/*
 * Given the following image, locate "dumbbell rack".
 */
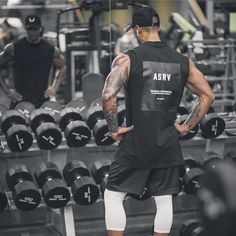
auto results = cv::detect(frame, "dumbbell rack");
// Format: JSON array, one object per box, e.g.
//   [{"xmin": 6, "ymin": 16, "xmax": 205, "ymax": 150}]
[
  {"xmin": 186, "ymin": 38, "xmax": 236, "ymax": 107},
  {"xmin": 1, "ymin": 134, "xmax": 236, "ymax": 236}
]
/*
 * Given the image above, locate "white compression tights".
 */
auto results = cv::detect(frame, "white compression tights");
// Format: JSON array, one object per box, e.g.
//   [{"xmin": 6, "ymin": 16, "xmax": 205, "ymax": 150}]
[{"xmin": 104, "ymin": 189, "xmax": 173, "ymax": 233}]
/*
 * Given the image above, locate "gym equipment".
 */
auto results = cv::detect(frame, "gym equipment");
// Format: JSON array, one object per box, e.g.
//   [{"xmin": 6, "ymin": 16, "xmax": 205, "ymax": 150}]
[
  {"xmin": 90, "ymin": 159, "xmax": 111, "ymax": 197},
  {"xmin": 63, "ymin": 160, "xmax": 99, "ymax": 205},
  {"xmin": 180, "ymin": 153, "xmax": 201, "ymax": 178},
  {"xmin": 182, "ymin": 153, "xmax": 204, "ymax": 195},
  {"xmin": 198, "ymin": 151, "xmax": 223, "ymax": 171},
  {"xmin": 6, "ymin": 164, "xmax": 41, "ymax": 211},
  {"xmin": 1, "ymin": 110, "xmax": 33, "ymax": 152},
  {"xmin": 200, "ymin": 107, "xmax": 225, "ymax": 138},
  {"xmin": 59, "ymin": 100, "xmax": 91, "ymax": 147},
  {"xmin": 30, "ymin": 108, "xmax": 62, "ymax": 150},
  {"xmin": 86, "ymin": 98, "xmax": 114, "ymax": 146},
  {"xmin": 224, "ymin": 151, "xmax": 236, "ymax": 163},
  {"xmin": 0, "ymin": 185, "xmax": 8, "ymax": 211},
  {"xmin": 179, "ymin": 219, "xmax": 204, "ymax": 236},
  {"xmin": 14, "ymin": 101, "xmax": 36, "ymax": 123},
  {"xmin": 34, "ymin": 162, "xmax": 70, "ymax": 209},
  {"xmin": 41, "ymin": 100, "xmax": 64, "ymax": 122},
  {"xmin": 198, "ymin": 162, "xmax": 236, "ymax": 236}
]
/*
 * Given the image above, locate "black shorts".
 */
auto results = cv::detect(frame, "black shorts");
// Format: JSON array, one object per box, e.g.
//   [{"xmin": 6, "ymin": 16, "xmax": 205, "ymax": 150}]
[{"xmin": 106, "ymin": 161, "xmax": 181, "ymax": 196}]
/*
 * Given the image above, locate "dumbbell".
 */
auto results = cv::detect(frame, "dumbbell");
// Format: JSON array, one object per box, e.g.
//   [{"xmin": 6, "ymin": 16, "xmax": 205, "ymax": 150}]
[
  {"xmin": 179, "ymin": 219, "xmax": 205, "ymax": 236},
  {"xmin": 175, "ymin": 106, "xmax": 199, "ymax": 140},
  {"xmin": 90, "ymin": 159, "xmax": 111, "ymax": 197},
  {"xmin": 1, "ymin": 110, "xmax": 33, "ymax": 152},
  {"xmin": 14, "ymin": 101, "xmax": 36, "ymax": 123},
  {"xmin": 181, "ymin": 153, "xmax": 204, "ymax": 195},
  {"xmin": 198, "ymin": 151, "xmax": 223, "ymax": 171},
  {"xmin": 30, "ymin": 108, "xmax": 62, "ymax": 150},
  {"xmin": 198, "ymin": 162, "xmax": 236, "ymax": 236},
  {"xmin": 85, "ymin": 98, "xmax": 115, "ymax": 146},
  {"xmin": 6, "ymin": 164, "xmax": 41, "ymax": 211},
  {"xmin": 200, "ymin": 107, "xmax": 225, "ymax": 138},
  {"xmin": 63, "ymin": 160, "xmax": 99, "ymax": 205},
  {"xmin": 34, "ymin": 162, "xmax": 70, "ymax": 208},
  {"xmin": 59, "ymin": 100, "xmax": 91, "ymax": 147},
  {"xmin": 0, "ymin": 185, "xmax": 8, "ymax": 211},
  {"xmin": 224, "ymin": 150, "xmax": 236, "ymax": 164},
  {"xmin": 41, "ymin": 100, "xmax": 64, "ymax": 122}
]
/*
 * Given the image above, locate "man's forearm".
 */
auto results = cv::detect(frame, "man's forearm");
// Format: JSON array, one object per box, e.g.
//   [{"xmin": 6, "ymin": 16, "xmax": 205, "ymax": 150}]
[
  {"xmin": 184, "ymin": 95, "xmax": 214, "ymax": 130},
  {"xmin": 52, "ymin": 67, "xmax": 66, "ymax": 91},
  {"xmin": 102, "ymin": 97, "xmax": 119, "ymax": 133},
  {"xmin": 0, "ymin": 74, "xmax": 11, "ymax": 95}
]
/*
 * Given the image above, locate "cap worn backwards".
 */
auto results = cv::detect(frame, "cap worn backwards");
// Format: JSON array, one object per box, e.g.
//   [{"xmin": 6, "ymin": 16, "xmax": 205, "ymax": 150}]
[
  {"xmin": 24, "ymin": 14, "xmax": 42, "ymax": 29},
  {"xmin": 126, "ymin": 6, "xmax": 160, "ymax": 32}
]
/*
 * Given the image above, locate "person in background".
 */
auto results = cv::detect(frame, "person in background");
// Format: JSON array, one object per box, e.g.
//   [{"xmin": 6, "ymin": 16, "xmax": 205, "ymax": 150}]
[{"xmin": 0, "ymin": 14, "xmax": 66, "ymax": 108}]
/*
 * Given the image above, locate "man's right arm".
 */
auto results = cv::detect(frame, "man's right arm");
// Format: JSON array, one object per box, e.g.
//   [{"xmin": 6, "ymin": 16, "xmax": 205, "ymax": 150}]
[
  {"xmin": 0, "ymin": 43, "xmax": 22, "ymax": 102},
  {"xmin": 175, "ymin": 59, "xmax": 215, "ymax": 135},
  {"xmin": 0, "ymin": 43, "xmax": 15, "ymax": 94}
]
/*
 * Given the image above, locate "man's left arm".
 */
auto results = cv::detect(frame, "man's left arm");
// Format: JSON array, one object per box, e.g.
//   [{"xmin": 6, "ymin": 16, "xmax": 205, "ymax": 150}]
[
  {"xmin": 44, "ymin": 47, "xmax": 66, "ymax": 98},
  {"xmin": 102, "ymin": 53, "xmax": 133, "ymax": 142}
]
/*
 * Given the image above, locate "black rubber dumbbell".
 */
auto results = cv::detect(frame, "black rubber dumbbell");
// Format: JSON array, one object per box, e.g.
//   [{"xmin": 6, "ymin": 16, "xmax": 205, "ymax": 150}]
[
  {"xmin": 0, "ymin": 184, "xmax": 8, "ymax": 211},
  {"xmin": 34, "ymin": 162, "xmax": 70, "ymax": 208},
  {"xmin": 59, "ymin": 100, "xmax": 91, "ymax": 147},
  {"xmin": 63, "ymin": 160, "xmax": 99, "ymax": 205},
  {"xmin": 6, "ymin": 164, "xmax": 41, "ymax": 211},
  {"xmin": 175, "ymin": 106, "xmax": 199, "ymax": 140},
  {"xmin": 41, "ymin": 100, "xmax": 64, "ymax": 122},
  {"xmin": 90, "ymin": 159, "xmax": 111, "ymax": 197},
  {"xmin": 30, "ymin": 108, "xmax": 62, "ymax": 150},
  {"xmin": 181, "ymin": 153, "xmax": 204, "ymax": 195},
  {"xmin": 85, "ymin": 98, "xmax": 114, "ymax": 146},
  {"xmin": 179, "ymin": 219, "xmax": 204, "ymax": 236},
  {"xmin": 14, "ymin": 101, "xmax": 36, "ymax": 123},
  {"xmin": 1, "ymin": 110, "xmax": 33, "ymax": 152},
  {"xmin": 200, "ymin": 107, "xmax": 225, "ymax": 138},
  {"xmin": 198, "ymin": 151, "xmax": 223, "ymax": 171},
  {"xmin": 224, "ymin": 150, "xmax": 236, "ymax": 164}
]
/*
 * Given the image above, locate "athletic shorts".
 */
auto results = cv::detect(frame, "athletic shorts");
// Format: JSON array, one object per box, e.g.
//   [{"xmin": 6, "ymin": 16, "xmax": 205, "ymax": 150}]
[{"xmin": 106, "ymin": 161, "xmax": 181, "ymax": 196}]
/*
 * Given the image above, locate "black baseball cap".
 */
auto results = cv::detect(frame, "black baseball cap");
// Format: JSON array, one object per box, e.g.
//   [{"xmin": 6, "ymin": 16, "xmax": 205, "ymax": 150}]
[
  {"xmin": 25, "ymin": 14, "xmax": 42, "ymax": 29},
  {"xmin": 126, "ymin": 7, "xmax": 160, "ymax": 32}
]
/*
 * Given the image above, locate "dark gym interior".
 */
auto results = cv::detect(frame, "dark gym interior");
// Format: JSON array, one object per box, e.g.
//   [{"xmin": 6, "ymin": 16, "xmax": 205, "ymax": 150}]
[{"xmin": 0, "ymin": 0, "xmax": 236, "ymax": 236}]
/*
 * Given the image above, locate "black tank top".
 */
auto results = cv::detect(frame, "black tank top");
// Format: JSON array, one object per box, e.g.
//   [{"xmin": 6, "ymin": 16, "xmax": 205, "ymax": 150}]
[
  {"xmin": 13, "ymin": 37, "xmax": 54, "ymax": 107},
  {"xmin": 115, "ymin": 41, "xmax": 189, "ymax": 168}
]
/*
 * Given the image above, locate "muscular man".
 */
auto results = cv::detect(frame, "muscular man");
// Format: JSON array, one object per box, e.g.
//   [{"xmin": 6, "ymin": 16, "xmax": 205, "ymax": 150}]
[
  {"xmin": 0, "ymin": 14, "xmax": 66, "ymax": 108},
  {"xmin": 102, "ymin": 6, "xmax": 214, "ymax": 236}
]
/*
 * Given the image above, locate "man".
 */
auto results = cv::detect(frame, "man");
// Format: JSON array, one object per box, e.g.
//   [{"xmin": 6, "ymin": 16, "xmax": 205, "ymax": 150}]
[
  {"xmin": 102, "ymin": 6, "xmax": 214, "ymax": 236},
  {"xmin": 0, "ymin": 14, "xmax": 65, "ymax": 108}
]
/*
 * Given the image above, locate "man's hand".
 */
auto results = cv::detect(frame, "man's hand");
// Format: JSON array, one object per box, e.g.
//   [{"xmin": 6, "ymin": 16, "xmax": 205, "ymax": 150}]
[
  {"xmin": 111, "ymin": 125, "xmax": 133, "ymax": 143},
  {"xmin": 174, "ymin": 123, "xmax": 190, "ymax": 137},
  {"xmin": 44, "ymin": 86, "xmax": 56, "ymax": 98},
  {"xmin": 7, "ymin": 89, "xmax": 23, "ymax": 102}
]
